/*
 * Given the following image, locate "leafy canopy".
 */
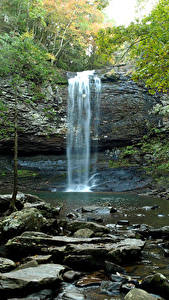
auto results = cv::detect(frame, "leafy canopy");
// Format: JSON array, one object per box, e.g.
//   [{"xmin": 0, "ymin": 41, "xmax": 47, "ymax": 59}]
[
  {"xmin": 0, "ymin": 32, "xmax": 55, "ymax": 84},
  {"xmin": 0, "ymin": 0, "xmax": 108, "ymax": 72},
  {"xmin": 96, "ymin": 0, "xmax": 169, "ymax": 94}
]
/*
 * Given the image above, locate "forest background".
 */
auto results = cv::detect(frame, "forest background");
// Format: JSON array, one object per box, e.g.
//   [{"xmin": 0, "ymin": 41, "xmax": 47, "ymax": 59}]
[{"xmin": 0, "ymin": 0, "xmax": 168, "ymax": 206}]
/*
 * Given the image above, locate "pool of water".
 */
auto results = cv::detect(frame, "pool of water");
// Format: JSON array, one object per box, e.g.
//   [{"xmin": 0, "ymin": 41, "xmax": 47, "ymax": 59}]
[{"xmin": 35, "ymin": 191, "xmax": 169, "ymax": 229}]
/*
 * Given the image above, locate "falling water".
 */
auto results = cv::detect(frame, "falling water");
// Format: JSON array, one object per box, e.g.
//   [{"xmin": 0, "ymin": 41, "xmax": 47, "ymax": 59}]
[{"xmin": 67, "ymin": 70, "xmax": 101, "ymax": 192}]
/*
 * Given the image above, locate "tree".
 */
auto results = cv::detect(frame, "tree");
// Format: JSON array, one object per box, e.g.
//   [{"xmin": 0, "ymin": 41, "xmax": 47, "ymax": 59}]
[
  {"xmin": 0, "ymin": 32, "xmax": 56, "ymax": 209},
  {"xmin": 96, "ymin": 0, "xmax": 169, "ymax": 94},
  {"xmin": 0, "ymin": 0, "xmax": 107, "ymax": 71}
]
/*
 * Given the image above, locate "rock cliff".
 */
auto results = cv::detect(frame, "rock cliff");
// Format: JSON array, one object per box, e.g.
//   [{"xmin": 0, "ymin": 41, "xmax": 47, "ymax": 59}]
[{"xmin": 0, "ymin": 67, "xmax": 161, "ymax": 154}]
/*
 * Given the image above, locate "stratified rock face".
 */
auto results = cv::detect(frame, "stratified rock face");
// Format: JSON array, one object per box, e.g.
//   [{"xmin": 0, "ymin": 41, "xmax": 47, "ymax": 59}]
[
  {"xmin": 0, "ymin": 68, "xmax": 160, "ymax": 154},
  {"xmin": 98, "ymin": 73, "xmax": 160, "ymax": 149}
]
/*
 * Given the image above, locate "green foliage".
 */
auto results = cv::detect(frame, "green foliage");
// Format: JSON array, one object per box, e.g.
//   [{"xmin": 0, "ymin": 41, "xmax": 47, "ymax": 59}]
[
  {"xmin": 96, "ymin": 0, "xmax": 169, "ymax": 93},
  {"xmin": 109, "ymin": 129, "xmax": 169, "ymax": 187},
  {"xmin": 0, "ymin": 0, "xmax": 106, "ymax": 72},
  {"xmin": 122, "ymin": 145, "xmax": 139, "ymax": 157},
  {"xmin": 18, "ymin": 169, "xmax": 37, "ymax": 177},
  {"xmin": 0, "ymin": 32, "xmax": 55, "ymax": 84},
  {"xmin": 94, "ymin": 0, "xmax": 109, "ymax": 10}
]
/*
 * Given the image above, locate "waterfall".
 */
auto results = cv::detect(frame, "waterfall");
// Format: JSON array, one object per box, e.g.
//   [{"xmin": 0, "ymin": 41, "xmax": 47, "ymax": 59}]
[{"xmin": 67, "ymin": 70, "xmax": 101, "ymax": 192}]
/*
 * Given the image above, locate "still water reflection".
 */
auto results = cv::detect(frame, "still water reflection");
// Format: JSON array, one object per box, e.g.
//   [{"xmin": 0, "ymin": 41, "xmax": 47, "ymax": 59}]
[{"xmin": 36, "ymin": 191, "xmax": 169, "ymax": 228}]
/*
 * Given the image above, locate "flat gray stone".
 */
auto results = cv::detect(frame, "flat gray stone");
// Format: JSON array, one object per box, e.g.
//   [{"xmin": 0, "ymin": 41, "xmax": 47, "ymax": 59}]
[
  {"xmin": 62, "ymin": 291, "xmax": 85, "ymax": 300},
  {"xmin": 0, "ymin": 264, "xmax": 65, "ymax": 298}
]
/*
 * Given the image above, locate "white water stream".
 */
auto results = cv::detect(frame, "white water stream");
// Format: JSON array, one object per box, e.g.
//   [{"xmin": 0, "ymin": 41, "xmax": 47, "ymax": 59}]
[{"xmin": 67, "ymin": 71, "xmax": 101, "ymax": 192}]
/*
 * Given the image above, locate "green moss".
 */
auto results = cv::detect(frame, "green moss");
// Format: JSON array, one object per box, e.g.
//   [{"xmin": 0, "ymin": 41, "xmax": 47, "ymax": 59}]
[
  {"xmin": 18, "ymin": 170, "xmax": 38, "ymax": 177},
  {"xmin": 109, "ymin": 159, "xmax": 135, "ymax": 168}
]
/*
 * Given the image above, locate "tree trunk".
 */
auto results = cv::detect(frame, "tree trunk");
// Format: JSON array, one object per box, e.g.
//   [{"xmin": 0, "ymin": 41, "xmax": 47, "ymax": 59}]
[{"xmin": 11, "ymin": 95, "xmax": 18, "ymax": 210}]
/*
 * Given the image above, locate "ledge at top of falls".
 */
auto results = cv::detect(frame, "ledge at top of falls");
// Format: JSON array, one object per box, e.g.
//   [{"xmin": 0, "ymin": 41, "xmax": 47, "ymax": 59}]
[{"xmin": 0, "ymin": 66, "xmax": 162, "ymax": 155}]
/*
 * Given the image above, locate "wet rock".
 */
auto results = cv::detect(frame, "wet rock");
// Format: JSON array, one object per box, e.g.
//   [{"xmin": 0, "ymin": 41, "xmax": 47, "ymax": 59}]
[
  {"xmin": 16, "ymin": 260, "xmax": 38, "ymax": 270},
  {"xmin": 61, "ymin": 291, "xmax": 85, "ymax": 300},
  {"xmin": 0, "ymin": 264, "xmax": 65, "ymax": 298},
  {"xmin": 117, "ymin": 220, "xmax": 130, "ymax": 226},
  {"xmin": 0, "ymin": 193, "xmax": 26, "ymax": 215},
  {"xmin": 107, "ymin": 238, "xmax": 145, "ymax": 264},
  {"xmin": 24, "ymin": 255, "xmax": 52, "ymax": 264},
  {"xmin": 110, "ymin": 207, "xmax": 117, "ymax": 213},
  {"xmin": 142, "ymin": 206, "xmax": 159, "ymax": 211},
  {"xmin": 63, "ymin": 254, "xmax": 100, "ymax": 271},
  {"xmin": 0, "ymin": 208, "xmax": 48, "ymax": 240},
  {"xmin": 5, "ymin": 231, "xmax": 117, "ymax": 260},
  {"xmin": 151, "ymin": 205, "xmax": 159, "ymax": 210},
  {"xmin": 138, "ymin": 226, "xmax": 169, "ymax": 240},
  {"xmin": 0, "ymin": 257, "xmax": 16, "ymax": 272},
  {"xmin": 81, "ymin": 206, "xmax": 100, "ymax": 213},
  {"xmin": 65, "ymin": 243, "xmax": 110, "ymax": 257},
  {"xmin": 73, "ymin": 229, "xmax": 94, "ymax": 238},
  {"xmin": 66, "ymin": 213, "xmax": 77, "ymax": 219},
  {"xmin": 0, "ymin": 193, "xmax": 44, "ymax": 216},
  {"xmin": 92, "ymin": 167, "xmax": 151, "ymax": 192},
  {"xmin": 104, "ymin": 260, "xmax": 126, "ymax": 274},
  {"xmin": 62, "ymin": 270, "xmax": 81, "ymax": 282},
  {"xmin": 121, "ymin": 283, "xmax": 136, "ymax": 293},
  {"xmin": 110, "ymin": 274, "xmax": 127, "ymax": 283},
  {"xmin": 8, "ymin": 289, "xmax": 54, "ymax": 299},
  {"xmin": 76, "ymin": 271, "xmax": 104, "ymax": 287},
  {"xmin": 124, "ymin": 288, "xmax": 158, "ymax": 300},
  {"xmin": 24, "ymin": 201, "xmax": 61, "ymax": 219},
  {"xmin": 159, "ymin": 242, "xmax": 169, "ymax": 257},
  {"xmin": 66, "ymin": 221, "xmax": 110, "ymax": 235},
  {"xmin": 63, "ymin": 238, "xmax": 145, "ymax": 270},
  {"xmin": 149, "ymin": 226, "xmax": 169, "ymax": 240},
  {"xmin": 100, "ymin": 280, "xmax": 122, "ymax": 296},
  {"xmin": 141, "ymin": 273, "xmax": 169, "ymax": 299},
  {"xmin": 23, "ymin": 289, "xmax": 54, "ymax": 299}
]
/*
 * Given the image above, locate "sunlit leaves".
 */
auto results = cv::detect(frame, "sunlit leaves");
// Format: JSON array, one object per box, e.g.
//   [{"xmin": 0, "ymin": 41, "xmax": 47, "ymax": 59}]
[
  {"xmin": 0, "ymin": 33, "xmax": 55, "ymax": 83},
  {"xmin": 96, "ymin": 0, "xmax": 169, "ymax": 94},
  {"xmin": 0, "ymin": 0, "xmax": 106, "ymax": 71}
]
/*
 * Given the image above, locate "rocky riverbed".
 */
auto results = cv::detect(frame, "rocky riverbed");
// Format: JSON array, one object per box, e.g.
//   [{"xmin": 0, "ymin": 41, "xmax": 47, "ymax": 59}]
[{"xmin": 0, "ymin": 193, "xmax": 169, "ymax": 299}]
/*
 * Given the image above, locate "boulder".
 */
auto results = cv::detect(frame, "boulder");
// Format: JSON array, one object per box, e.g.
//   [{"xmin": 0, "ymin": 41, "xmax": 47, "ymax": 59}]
[
  {"xmin": 73, "ymin": 229, "xmax": 94, "ymax": 238},
  {"xmin": 104, "ymin": 260, "xmax": 126, "ymax": 274},
  {"xmin": 0, "ymin": 264, "xmax": 65, "ymax": 298},
  {"xmin": 65, "ymin": 221, "xmax": 110, "ymax": 235},
  {"xmin": 124, "ymin": 288, "xmax": 159, "ymax": 300},
  {"xmin": 1, "ymin": 208, "xmax": 48, "ymax": 240},
  {"xmin": 62, "ymin": 270, "xmax": 81, "ymax": 282},
  {"xmin": 100, "ymin": 280, "xmax": 122, "ymax": 296},
  {"xmin": 137, "ymin": 226, "xmax": 169, "ymax": 240},
  {"xmin": 0, "ymin": 193, "xmax": 26, "ymax": 215},
  {"xmin": 63, "ymin": 254, "xmax": 100, "ymax": 271},
  {"xmin": 0, "ymin": 257, "xmax": 16, "ymax": 273},
  {"xmin": 141, "ymin": 273, "xmax": 169, "ymax": 299},
  {"xmin": 107, "ymin": 238, "xmax": 145, "ymax": 264}
]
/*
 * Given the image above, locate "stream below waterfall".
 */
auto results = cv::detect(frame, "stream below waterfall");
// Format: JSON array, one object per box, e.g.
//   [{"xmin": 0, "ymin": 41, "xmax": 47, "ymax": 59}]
[{"xmin": 0, "ymin": 154, "xmax": 169, "ymax": 299}]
